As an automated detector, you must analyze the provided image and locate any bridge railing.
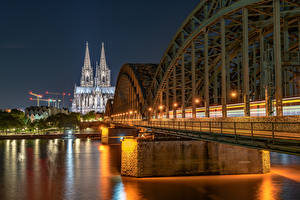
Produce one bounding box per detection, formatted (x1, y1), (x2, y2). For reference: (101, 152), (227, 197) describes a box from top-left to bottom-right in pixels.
(114, 120), (300, 142)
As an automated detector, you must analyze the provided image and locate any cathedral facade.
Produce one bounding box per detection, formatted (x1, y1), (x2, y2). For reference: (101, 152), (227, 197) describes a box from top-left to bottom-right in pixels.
(72, 42), (115, 114)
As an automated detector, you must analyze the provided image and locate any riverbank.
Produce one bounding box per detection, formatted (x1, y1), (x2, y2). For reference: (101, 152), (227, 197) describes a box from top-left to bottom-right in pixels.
(0, 133), (101, 140)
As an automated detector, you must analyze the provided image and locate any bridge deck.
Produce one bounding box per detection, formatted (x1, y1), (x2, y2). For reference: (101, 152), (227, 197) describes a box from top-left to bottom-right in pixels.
(114, 120), (300, 155)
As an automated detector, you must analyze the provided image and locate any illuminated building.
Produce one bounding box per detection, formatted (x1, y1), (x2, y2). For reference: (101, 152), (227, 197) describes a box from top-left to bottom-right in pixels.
(25, 106), (69, 121)
(72, 42), (115, 114)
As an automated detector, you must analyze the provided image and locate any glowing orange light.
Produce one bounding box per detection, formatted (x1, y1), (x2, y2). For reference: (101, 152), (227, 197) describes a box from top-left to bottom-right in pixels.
(98, 145), (105, 151)
(148, 107), (152, 111)
(173, 103), (178, 107)
(159, 105), (163, 110)
(231, 91), (237, 98)
(195, 98), (200, 104)
(129, 110), (133, 114)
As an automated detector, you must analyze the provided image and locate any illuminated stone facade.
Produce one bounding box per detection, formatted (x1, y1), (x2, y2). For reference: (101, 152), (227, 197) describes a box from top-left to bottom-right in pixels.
(72, 42), (115, 114)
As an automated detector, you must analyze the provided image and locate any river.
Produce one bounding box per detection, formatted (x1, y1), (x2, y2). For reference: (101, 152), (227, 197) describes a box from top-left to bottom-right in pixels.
(0, 138), (299, 200)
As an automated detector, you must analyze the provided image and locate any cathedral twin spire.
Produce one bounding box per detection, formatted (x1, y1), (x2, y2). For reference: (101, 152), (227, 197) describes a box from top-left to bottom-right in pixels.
(80, 42), (93, 87)
(80, 42), (111, 87)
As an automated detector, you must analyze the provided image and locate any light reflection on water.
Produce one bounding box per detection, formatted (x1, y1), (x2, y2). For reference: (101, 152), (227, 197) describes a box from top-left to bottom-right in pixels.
(0, 139), (299, 200)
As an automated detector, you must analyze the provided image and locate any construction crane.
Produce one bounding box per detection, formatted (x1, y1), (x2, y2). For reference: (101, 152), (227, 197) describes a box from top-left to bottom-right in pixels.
(29, 98), (58, 107)
(28, 91), (43, 106)
(45, 91), (71, 108)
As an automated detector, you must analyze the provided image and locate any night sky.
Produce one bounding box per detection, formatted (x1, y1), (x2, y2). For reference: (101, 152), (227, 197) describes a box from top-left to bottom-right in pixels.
(0, 0), (198, 109)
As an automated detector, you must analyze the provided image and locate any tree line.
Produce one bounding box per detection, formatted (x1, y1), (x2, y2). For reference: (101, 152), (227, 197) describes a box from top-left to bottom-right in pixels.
(0, 109), (98, 134)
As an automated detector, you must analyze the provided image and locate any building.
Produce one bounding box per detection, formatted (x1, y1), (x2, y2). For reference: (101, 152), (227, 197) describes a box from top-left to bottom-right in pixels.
(72, 42), (115, 114)
(25, 106), (69, 121)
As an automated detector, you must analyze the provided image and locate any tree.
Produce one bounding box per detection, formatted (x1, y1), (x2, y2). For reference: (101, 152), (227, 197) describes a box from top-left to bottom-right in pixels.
(10, 109), (26, 132)
(0, 110), (26, 134)
(27, 121), (38, 133)
(46, 112), (80, 132)
(82, 111), (96, 121)
(36, 119), (49, 133)
(0, 111), (10, 134)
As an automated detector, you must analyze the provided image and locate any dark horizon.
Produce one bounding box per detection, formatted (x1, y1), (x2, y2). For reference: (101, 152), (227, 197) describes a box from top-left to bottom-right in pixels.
(0, 0), (198, 109)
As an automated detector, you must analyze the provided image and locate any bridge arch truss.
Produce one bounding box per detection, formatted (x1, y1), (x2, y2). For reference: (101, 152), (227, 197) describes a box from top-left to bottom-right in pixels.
(109, 63), (157, 119)
(111, 0), (300, 120)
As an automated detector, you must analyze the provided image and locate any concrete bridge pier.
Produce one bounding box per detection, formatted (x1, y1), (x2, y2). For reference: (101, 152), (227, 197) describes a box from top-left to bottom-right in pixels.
(121, 139), (270, 177)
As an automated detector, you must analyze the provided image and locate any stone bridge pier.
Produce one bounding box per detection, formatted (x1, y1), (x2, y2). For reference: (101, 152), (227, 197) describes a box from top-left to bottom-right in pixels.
(121, 138), (270, 177)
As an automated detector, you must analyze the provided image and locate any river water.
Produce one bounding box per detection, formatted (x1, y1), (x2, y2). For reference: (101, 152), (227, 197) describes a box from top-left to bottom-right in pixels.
(0, 139), (299, 200)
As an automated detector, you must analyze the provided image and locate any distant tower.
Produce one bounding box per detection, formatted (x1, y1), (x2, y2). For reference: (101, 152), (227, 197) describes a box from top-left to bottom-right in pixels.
(95, 42), (111, 87)
(80, 42), (94, 87)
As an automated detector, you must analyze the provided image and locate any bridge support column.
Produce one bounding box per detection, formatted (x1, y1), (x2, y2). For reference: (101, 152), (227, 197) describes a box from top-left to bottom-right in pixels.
(192, 41), (196, 118)
(121, 139), (270, 177)
(273, 0), (283, 116)
(166, 79), (169, 118)
(242, 8), (250, 117)
(260, 30), (265, 99)
(221, 18), (227, 118)
(298, 17), (300, 96)
(181, 56), (185, 118)
(129, 85), (132, 118)
(265, 87), (272, 116)
(298, 17), (300, 56)
(213, 70), (218, 105)
(204, 31), (210, 118)
(237, 58), (241, 102)
(160, 92), (163, 118)
(226, 55), (230, 104)
(173, 66), (177, 119)
(252, 46), (257, 100)
(283, 18), (290, 97)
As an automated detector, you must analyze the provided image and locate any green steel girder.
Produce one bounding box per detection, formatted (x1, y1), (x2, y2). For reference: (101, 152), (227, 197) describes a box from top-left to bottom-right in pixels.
(147, 0), (264, 108)
(147, 0), (300, 114)
(111, 0), (300, 119)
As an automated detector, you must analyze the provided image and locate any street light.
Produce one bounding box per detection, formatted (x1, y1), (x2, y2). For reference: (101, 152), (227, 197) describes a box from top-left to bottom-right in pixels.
(194, 98), (200, 104)
(231, 91), (238, 98)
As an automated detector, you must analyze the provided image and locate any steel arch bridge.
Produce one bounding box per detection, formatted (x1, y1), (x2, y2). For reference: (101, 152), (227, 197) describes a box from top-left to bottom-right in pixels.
(109, 0), (300, 120)
(109, 63), (157, 119)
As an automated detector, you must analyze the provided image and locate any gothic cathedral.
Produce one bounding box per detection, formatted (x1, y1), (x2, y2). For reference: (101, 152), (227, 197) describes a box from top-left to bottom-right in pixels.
(72, 42), (115, 114)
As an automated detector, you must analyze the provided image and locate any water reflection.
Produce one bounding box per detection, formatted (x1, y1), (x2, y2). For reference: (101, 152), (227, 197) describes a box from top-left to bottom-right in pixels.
(112, 179), (126, 200)
(0, 139), (299, 200)
(258, 173), (278, 200)
(65, 139), (74, 200)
